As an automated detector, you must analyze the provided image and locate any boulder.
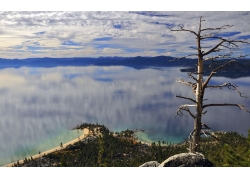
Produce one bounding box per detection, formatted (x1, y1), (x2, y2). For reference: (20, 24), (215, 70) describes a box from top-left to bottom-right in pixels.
(158, 153), (214, 167)
(139, 161), (160, 167)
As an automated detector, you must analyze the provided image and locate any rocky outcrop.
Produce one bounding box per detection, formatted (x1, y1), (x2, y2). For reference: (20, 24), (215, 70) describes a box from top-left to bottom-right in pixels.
(159, 153), (214, 167)
(140, 153), (215, 167)
(139, 161), (160, 167)
(81, 135), (97, 144)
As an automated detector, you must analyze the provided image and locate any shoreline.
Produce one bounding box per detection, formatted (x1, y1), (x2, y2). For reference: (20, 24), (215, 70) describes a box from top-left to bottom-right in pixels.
(3, 128), (89, 167)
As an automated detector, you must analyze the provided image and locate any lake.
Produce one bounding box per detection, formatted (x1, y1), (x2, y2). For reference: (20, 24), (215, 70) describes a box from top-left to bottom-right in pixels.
(0, 65), (250, 166)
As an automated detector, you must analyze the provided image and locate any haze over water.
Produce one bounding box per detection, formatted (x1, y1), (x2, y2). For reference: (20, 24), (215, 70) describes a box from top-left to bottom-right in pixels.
(0, 65), (250, 166)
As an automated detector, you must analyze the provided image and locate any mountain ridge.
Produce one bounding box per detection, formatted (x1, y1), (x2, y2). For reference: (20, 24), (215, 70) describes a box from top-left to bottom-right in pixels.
(2, 56), (250, 67)
(0, 56), (250, 78)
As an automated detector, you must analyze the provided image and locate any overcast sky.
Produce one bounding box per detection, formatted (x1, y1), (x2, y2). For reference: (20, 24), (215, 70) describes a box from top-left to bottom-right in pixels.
(1, 5), (250, 59)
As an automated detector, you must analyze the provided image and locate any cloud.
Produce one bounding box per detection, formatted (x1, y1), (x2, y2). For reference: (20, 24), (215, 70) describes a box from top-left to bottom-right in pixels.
(62, 40), (81, 46)
(132, 11), (173, 18)
(93, 37), (113, 41)
(34, 31), (46, 35)
(216, 32), (241, 37)
(237, 35), (250, 40)
(150, 21), (175, 28)
(0, 11), (250, 58)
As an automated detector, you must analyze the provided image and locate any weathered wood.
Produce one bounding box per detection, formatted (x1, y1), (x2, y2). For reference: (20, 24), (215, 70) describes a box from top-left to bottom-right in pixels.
(170, 16), (250, 153)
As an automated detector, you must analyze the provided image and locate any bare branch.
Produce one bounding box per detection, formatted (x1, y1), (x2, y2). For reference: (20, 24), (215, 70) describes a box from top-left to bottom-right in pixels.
(176, 95), (197, 103)
(177, 79), (197, 94)
(175, 108), (188, 117)
(188, 129), (195, 141)
(201, 110), (207, 115)
(188, 72), (198, 82)
(176, 78), (196, 87)
(202, 40), (225, 56)
(204, 132), (225, 143)
(169, 54), (198, 62)
(205, 54), (249, 68)
(168, 25), (198, 37)
(202, 38), (250, 57)
(202, 60), (236, 89)
(200, 25), (233, 32)
(201, 33), (218, 39)
(201, 123), (211, 129)
(237, 54), (249, 59)
(201, 46), (213, 49)
(204, 52), (237, 67)
(200, 130), (211, 137)
(206, 82), (249, 98)
(175, 104), (196, 118)
(213, 48), (223, 52)
(189, 46), (198, 50)
(204, 54), (231, 61)
(198, 16), (202, 35)
(202, 103), (250, 113)
(220, 44), (233, 49)
(201, 36), (228, 41)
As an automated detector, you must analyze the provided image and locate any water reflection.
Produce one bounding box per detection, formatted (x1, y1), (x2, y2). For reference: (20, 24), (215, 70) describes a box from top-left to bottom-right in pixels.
(0, 66), (249, 165)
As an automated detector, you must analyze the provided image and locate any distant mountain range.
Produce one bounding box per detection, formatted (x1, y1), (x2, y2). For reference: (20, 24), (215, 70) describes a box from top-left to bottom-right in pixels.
(180, 59), (250, 78)
(1, 56), (250, 78)
(0, 56), (196, 68)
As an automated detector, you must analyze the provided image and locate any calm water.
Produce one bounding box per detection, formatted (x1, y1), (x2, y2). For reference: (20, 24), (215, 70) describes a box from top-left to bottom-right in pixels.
(0, 65), (250, 166)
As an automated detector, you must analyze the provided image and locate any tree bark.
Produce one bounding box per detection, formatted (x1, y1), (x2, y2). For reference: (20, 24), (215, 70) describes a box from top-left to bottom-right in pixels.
(192, 58), (203, 152)
(192, 19), (203, 153)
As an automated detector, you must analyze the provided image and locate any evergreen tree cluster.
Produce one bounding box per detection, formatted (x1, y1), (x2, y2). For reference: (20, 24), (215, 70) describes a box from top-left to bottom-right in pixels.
(13, 124), (250, 167)
(199, 130), (250, 166)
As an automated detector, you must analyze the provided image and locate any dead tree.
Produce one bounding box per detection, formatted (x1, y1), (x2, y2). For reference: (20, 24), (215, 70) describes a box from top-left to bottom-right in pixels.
(169, 16), (250, 153)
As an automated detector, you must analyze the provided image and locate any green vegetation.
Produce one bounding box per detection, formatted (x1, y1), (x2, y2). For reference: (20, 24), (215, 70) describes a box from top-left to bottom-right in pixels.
(13, 123), (250, 167)
(199, 130), (250, 166)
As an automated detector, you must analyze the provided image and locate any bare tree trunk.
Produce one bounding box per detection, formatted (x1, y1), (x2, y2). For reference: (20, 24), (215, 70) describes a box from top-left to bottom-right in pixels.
(192, 59), (203, 152)
(170, 16), (250, 153)
(192, 29), (203, 153)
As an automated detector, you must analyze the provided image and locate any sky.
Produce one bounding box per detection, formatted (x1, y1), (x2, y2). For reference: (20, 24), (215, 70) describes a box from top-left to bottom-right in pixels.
(1, 2), (250, 59)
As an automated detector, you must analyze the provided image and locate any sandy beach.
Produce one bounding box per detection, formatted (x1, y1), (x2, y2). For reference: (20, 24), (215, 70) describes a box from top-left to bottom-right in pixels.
(3, 128), (89, 167)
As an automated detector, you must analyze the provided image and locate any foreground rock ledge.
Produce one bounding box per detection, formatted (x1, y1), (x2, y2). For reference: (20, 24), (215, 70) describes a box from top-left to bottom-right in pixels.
(139, 161), (160, 167)
(140, 153), (215, 167)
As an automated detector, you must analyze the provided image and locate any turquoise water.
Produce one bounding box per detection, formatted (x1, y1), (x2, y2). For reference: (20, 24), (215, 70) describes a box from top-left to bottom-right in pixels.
(1, 129), (79, 166)
(135, 131), (185, 144)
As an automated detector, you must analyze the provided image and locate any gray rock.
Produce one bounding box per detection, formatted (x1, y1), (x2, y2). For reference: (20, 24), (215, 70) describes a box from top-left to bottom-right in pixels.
(81, 135), (97, 144)
(159, 153), (214, 167)
(139, 161), (160, 167)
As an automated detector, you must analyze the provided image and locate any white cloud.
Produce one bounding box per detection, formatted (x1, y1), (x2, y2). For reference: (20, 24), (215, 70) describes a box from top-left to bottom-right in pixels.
(0, 11), (250, 58)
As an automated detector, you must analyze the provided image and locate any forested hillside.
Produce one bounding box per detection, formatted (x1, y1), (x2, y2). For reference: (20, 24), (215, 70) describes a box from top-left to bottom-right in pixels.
(12, 123), (250, 167)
